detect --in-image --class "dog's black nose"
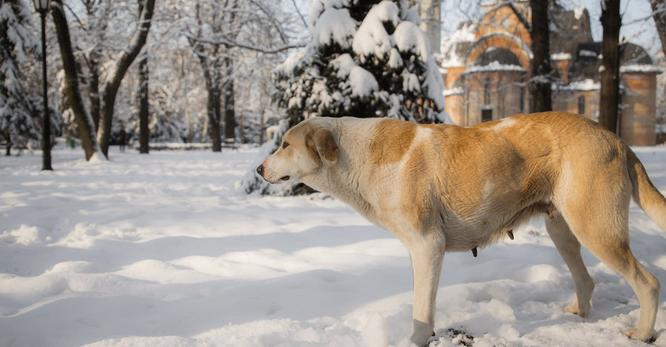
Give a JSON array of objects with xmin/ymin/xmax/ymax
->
[{"xmin": 256, "ymin": 164, "xmax": 264, "ymax": 176}]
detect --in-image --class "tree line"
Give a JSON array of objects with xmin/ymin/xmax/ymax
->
[{"xmin": 1, "ymin": 0, "xmax": 303, "ymax": 160}]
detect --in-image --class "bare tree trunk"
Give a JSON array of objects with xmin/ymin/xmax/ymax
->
[
  {"xmin": 259, "ymin": 110, "xmax": 265, "ymax": 144},
  {"xmin": 189, "ymin": 2, "xmax": 222, "ymax": 152},
  {"xmin": 529, "ymin": 0, "xmax": 552, "ymax": 113},
  {"xmin": 651, "ymin": 0, "xmax": 666, "ymax": 58},
  {"xmin": 5, "ymin": 134, "xmax": 10, "ymax": 156},
  {"xmin": 207, "ymin": 84, "xmax": 222, "ymax": 152},
  {"xmin": 88, "ymin": 55, "xmax": 101, "ymax": 130},
  {"xmin": 138, "ymin": 52, "xmax": 150, "ymax": 154},
  {"xmin": 51, "ymin": 0, "xmax": 98, "ymax": 160},
  {"xmin": 418, "ymin": 0, "xmax": 441, "ymax": 54},
  {"xmin": 198, "ymin": 52, "xmax": 222, "ymax": 152},
  {"xmin": 599, "ymin": 0, "xmax": 621, "ymax": 133},
  {"xmin": 97, "ymin": 0, "xmax": 156, "ymax": 158},
  {"xmin": 223, "ymin": 56, "xmax": 235, "ymax": 141}
]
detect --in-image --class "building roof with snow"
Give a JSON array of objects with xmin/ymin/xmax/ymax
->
[{"xmin": 439, "ymin": 0, "xmax": 662, "ymax": 146}]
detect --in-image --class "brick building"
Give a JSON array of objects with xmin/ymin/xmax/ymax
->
[{"xmin": 440, "ymin": 0, "xmax": 662, "ymax": 145}]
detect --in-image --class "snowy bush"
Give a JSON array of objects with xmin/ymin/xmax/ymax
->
[{"xmin": 243, "ymin": 0, "xmax": 446, "ymax": 195}]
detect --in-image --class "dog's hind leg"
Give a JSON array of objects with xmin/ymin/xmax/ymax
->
[
  {"xmin": 571, "ymin": 222, "xmax": 659, "ymax": 341},
  {"xmin": 558, "ymin": 181, "xmax": 660, "ymax": 341},
  {"xmin": 407, "ymin": 233, "xmax": 445, "ymax": 347},
  {"xmin": 545, "ymin": 214, "xmax": 594, "ymax": 317}
]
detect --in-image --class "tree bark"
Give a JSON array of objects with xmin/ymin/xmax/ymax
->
[
  {"xmin": 599, "ymin": 0, "xmax": 621, "ymax": 133},
  {"xmin": 51, "ymin": 0, "xmax": 98, "ymax": 160},
  {"xmin": 88, "ymin": 54, "xmax": 101, "ymax": 130},
  {"xmin": 40, "ymin": 13, "xmax": 52, "ymax": 171},
  {"xmin": 138, "ymin": 51, "xmax": 150, "ymax": 154},
  {"xmin": 418, "ymin": 0, "xmax": 441, "ymax": 54},
  {"xmin": 97, "ymin": 0, "xmax": 156, "ymax": 157},
  {"xmin": 83, "ymin": 2, "xmax": 108, "ymax": 132},
  {"xmin": 529, "ymin": 0, "xmax": 552, "ymax": 113},
  {"xmin": 223, "ymin": 56, "xmax": 235, "ymax": 141},
  {"xmin": 207, "ymin": 83, "xmax": 222, "ymax": 152},
  {"xmin": 197, "ymin": 48, "xmax": 222, "ymax": 152},
  {"xmin": 651, "ymin": 0, "xmax": 666, "ymax": 58},
  {"xmin": 189, "ymin": 2, "xmax": 222, "ymax": 152}
]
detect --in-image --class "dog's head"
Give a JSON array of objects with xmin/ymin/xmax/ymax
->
[{"xmin": 256, "ymin": 119, "xmax": 339, "ymax": 184}]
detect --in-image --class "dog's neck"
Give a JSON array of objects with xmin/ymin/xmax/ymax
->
[{"xmin": 301, "ymin": 118, "xmax": 377, "ymax": 219}]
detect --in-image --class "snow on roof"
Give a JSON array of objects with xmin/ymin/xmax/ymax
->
[
  {"xmin": 312, "ymin": 7, "xmax": 357, "ymax": 49},
  {"xmin": 559, "ymin": 78, "xmax": 600, "ymax": 91},
  {"xmin": 440, "ymin": 23, "xmax": 476, "ymax": 67},
  {"xmin": 620, "ymin": 64, "xmax": 663, "ymax": 74},
  {"xmin": 574, "ymin": 7, "xmax": 585, "ymax": 20},
  {"xmin": 352, "ymin": 1, "xmax": 399, "ymax": 60},
  {"xmin": 443, "ymin": 87, "xmax": 464, "ymax": 96},
  {"xmin": 464, "ymin": 61, "xmax": 525, "ymax": 74},
  {"xmin": 551, "ymin": 52, "xmax": 571, "ymax": 60},
  {"xmin": 579, "ymin": 49, "xmax": 598, "ymax": 58}
]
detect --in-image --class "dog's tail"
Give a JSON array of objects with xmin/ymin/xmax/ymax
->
[{"xmin": 627, "ymin": 148, "xmax": 666, "ymax": 231}]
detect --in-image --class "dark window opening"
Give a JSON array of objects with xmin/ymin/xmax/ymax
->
[
  {"xmin": 578, "ymin": 95, "xmax": 585, "ymax": 115},
  {"xmin": 481, "ymin": 108, "xmax": 493, "ymax": 122},
  {"xmin": 519, "ymin": 88, "xmax": 525, "ymax": 113}
]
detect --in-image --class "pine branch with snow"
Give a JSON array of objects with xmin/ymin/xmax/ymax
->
[
  {"xmin": 0, "ymin": 0, "xmax": 40, "ymax": 154},
  {"xmin": 274, "ymin": 0, "xmax": 445, "ymax": 123}
]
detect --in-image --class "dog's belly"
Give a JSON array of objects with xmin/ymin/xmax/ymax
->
[{"xmin": 441, "ymin": 201, "xmax": 554, "ymax": 252}]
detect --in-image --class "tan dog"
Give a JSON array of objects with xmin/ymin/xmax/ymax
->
[{"xmin": 257, "ymin": 111, "xmax": 666, "ymax": 346}]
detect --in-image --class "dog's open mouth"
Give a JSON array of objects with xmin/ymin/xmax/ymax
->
[{"xmin": 280, "ymin": 176, "xmax": 290, "ymax": 181}]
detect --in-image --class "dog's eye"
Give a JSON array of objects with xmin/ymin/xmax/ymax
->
[{"xmin": 282, "ymin": 142, "xmax": 290, "ymax": 149}]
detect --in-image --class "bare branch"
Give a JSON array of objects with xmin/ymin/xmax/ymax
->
[
  {"xmin": 290, "ymin": 0, "xmax": 308, "ymax": 28},
  {"xmin": 63, "ymin": 2, "xmax": 87, "ymax": 30},
  {"xmin": 185, "ymin": 34, "xmax": 305, "ymax": 54},
  {"xmin": 247, "ymin": 0, "xmax": 288, "ymax": 43},
  {"xmin": 623, "ymin": 5, "xmax": 666, "ymax": 25}
]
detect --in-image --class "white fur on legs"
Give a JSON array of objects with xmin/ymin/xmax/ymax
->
[{"xmin": 408, "ymin": 239, "xmax": 444, "ymax": 347}]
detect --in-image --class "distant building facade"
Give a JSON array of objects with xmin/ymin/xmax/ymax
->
[{"xmin": 440, "ymin": 0, "xmax": 662, "ymax": 145}]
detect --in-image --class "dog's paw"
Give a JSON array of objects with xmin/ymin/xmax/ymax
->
[
  {"xmin": 563, "ymin": 303, "xmax": 588, "ymax": 318},
  {"xmin": 409, "ymin": 332, "xmax": 432, "ymax": 347},
  {"xmin": 624, "ymin": 328, "xmax": 656, "ymax": 343}
]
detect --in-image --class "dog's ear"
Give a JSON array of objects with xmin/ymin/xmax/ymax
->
[{"xmin": 307, "ymin": 128, "xmax": 338, "ymax": 165}]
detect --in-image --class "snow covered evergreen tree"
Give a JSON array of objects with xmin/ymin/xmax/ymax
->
[
  {"xmin": 243, "ymin": 0, "xmax": 446, "ymax": 195},
  {"xmin": 273, "ymin": 0, "xmax": 445, "ymax": 125},
  {"xmin": 0, "ymin": 0, "xmax": 39, "ymax": 155}
]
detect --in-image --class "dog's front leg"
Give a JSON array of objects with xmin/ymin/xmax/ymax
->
[{"xmin": 408, "ymin": 240, "xmax": 444, "ymax": 347}]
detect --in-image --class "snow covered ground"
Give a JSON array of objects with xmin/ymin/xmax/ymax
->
[{"xmin": 1, "ymin": 147, "xmax": 666, "ymax": 347}]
